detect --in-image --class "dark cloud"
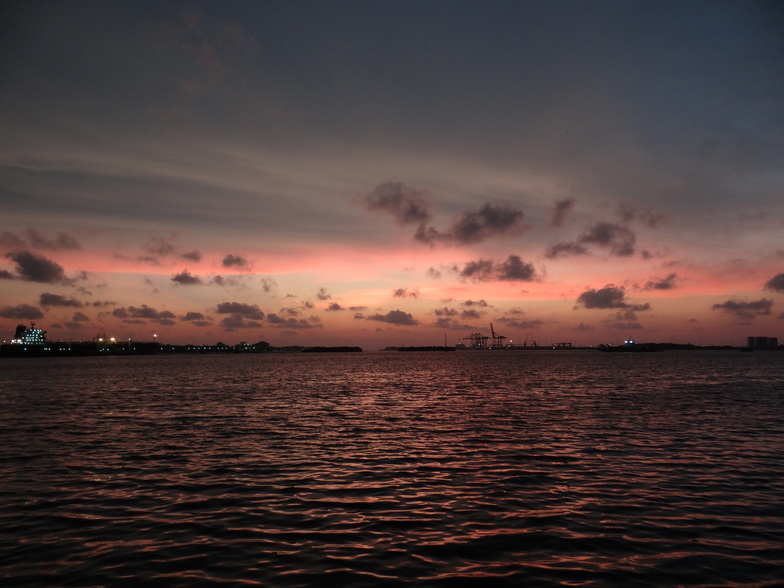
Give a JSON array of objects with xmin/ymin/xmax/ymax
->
[
  {"xmin": 545, "ymin": 241, "xmax": 589, "ymax": 259},
  {"xmin": 215, "ymin": 301, "xmax": 265, "ymax": 320},
  {"xmin": 461, "ymin": 309, "xmax": 483, "ymax": 319},
  {"xmin": 644, "ymin": 273, "xmax": 678, "ymax": 290},
  {"xmin": 497, "ymin": 255, "xmax": 536, "ymax": 281},
  {"xmin": 364, "ymin": 181, "xmax": 432, "ymax": 225},
  {"xmin": 316, "ymin": 287, "xmax": 331, "ymax": 301},
  {"xmin": 131, "ymin": 240, "xmax": 201, "ymax": 265},
  {"xmin": 546, "ymin": 222, "xmax": 636, "ymax": 259},
  {"xmin": 39, "ymin": 293, "xmax": 83, "ymax": 307},
  {"xmin": 366, "ymin": 188, "xmax": 525, "ymax": 247},
  {"xmin": 711, "ymin": 299, "xmax": 772, "ymax": 320},
  {"xmin": 613, "ymin": 308, "xmax": 643, "ymax": 322},
  {"xmin": 579, "ymin": 223, "xmax": 636, "ymax": 256},
  {"xmin": 221, "ymin": 316, "xmax": 261, "ymax": 330},
  {"xmin": 212, "ymin": 275, "xmax": 241, "ymax": 287},
  {"xmin": 144, "ymin": 237, "xmax": 176, "ymax": 257},
  {"xmin": 181, "ymin": 250, "xmax": 203, "ymax": 262},
  {"xmin": 24, "ymin": 229, "xmax": 81, "ymax": 251},
  {"xmin": 182, "ymin": 311, "xmax": 207, "ymax": 321},
  {"xmin": 89, "ymin": 300, "xmax": 116, "ymax": 307},
  {"xmin": 463, "ymin": 299, "xmax": 490, "ymax": 308},
  {"xmin": 416, "ymin": 203, "xmax": 525, "ymax": 246},
  {"xmin": 112, "ymin": 305, "xmax": 177, "ymax": 323},
  {"xmin": 576, "ymin": 285, "xmax": 650, "ymax": 311},
  {"xmin": 1, "ymin": 230, "xmax": 80, "ymax": 251},
  {"xmin": 459, "ymin": 255, "xmax": 536, "ymax": 283},
  {"xmin": 426, "ymin": 263, "xmax": 460, "ymax": 279},
  {"xmin": 367, "ymin": 309, "xmax": 419, "ymax": 325},
  {"xmin": 326, "ymin": 302, "xmax": 344, "ymax": 311},
  {"xmin": 550, "ymin": 198, "xmax": 575, "ymax": 227},
  {"xmin": 460, "ymin": 259, "xmax": 495, "ymax": 281},
  {"xmin": 0, "ymin": 270, "xmax": 15, "ymax": 280},
  {"xmin": 392, "ymin": 287, "xmax": 419, "ymax": 298},
  {"xmin": 172, "ymin": 270, "xmax": 203, "ymax": 285},
  {"xmin": 5, "ymin": 251, "xmax": 68, "ymax": 283},
  {"xmin": 433, "ymin": 317, "xmax": 453, "ymax": 329},
  {"xmin": 499, "ymin": 318, "xmax": 544, "ymax": 330},
  {"xmin": 413, "ymin": 224, "xmax": 441, "ymax": 244},
  {"xmin": 222, "ymin": 254, "xmax": 250, "ymax": 269},
  {"xmin": 450, "ymin": 203, "xmax": 525, "ymax": 244},
  {"xmin": 763, "ymin": 273, "xmax": 784, "ymax": 292},
  {"xmin": 0, "ymin": 303, "xmax": 44, "ymax": 319},
  {"xmin": 432, "ymin": 317, "xmax": 475, "ymax": 330},
  {"xmin": 260, "ymin": 277, "xmax": 277, "ymax": 293},
  {"xmin": 72, "ymin": 311, "xmax": 90, "ymax": 321},
  {"xmin": 0, "ymin": 232, "xmax": 27, "ymax": 250},
  {"xmin": 266, "ymin": 314, "xmax": 321, "ymax": 329},
  {"xmin": 433, "ymin": 307, "xmax": 458, "ymax": 317},
  {"xmin": 617, "ymin": 204, "xmax": 666, "ymax": 228}
]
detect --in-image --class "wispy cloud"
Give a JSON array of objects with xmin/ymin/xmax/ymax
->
[{"xmin": 550, "ymin": 198, "xmax": 575, "ymax": 227}]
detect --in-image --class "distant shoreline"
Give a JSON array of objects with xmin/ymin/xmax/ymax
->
[{"xmin": 2, "ymin": 342, "xmax": 779, "ymax": 358}]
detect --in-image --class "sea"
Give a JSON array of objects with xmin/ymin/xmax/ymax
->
[{"xmin": 1, "ymin": 350, "xmax": 783, "ymax": 587}]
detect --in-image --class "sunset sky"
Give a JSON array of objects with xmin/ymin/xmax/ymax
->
[{"xmin": 2, "ymin": 0, "xmax": 783, "ymax": 349}]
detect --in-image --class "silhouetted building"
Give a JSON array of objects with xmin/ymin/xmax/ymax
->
[{"xmin": 747, "ymin": 336, "xmax": 778, "ymax": 350}]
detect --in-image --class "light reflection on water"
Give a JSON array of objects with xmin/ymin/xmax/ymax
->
[{"xmin": 1, "ymin": 351, "xmax": 783, "ymax": 586}]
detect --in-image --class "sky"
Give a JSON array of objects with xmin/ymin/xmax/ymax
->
[{"xmin": 2, "ymin": 0, "xmax": 783, "ymax": 349}]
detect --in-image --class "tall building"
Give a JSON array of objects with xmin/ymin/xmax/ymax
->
[{"xmin": 747, "ymin": 336, "xmax": 778, "ymax": 350}]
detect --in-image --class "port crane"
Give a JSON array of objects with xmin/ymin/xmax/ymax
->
[
  {"xmin": 489, "ymin": 323, "xmax": 507, "ymax": 349},
  {"xmin": 461, "ymin": 332, "xmax": 489, "ymax": 349},
  {"xmin": 522, "ymin": 332, "xmax": 538, "ymax": 348}
]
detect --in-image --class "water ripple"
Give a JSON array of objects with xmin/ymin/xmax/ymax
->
[{"xmin": 1, "ymin": 351, "xmax": 783, "ymax": 586}]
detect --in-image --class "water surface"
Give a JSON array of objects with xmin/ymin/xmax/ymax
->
[{"xmin": 1, "ymin": 351, "xmax": 783, "ymax": 586}]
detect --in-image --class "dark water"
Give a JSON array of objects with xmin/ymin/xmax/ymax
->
[{"xmin": 1, "ymin": 351, "xmax": 783, "ymax": 587}]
